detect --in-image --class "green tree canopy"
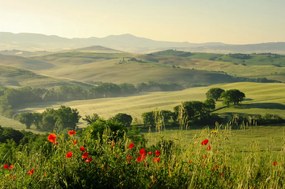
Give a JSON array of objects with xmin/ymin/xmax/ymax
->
[
  {"xmin": 83, "ymin": 113, "xmax": 100, "ymax": 125},
  {"xmin": 206, "ymin": 88, "xmax": 225, "ymax": 101},
  {"xmin": 142, "ymin": 111, "xmax": 155, "ymax": 127},
  {"xmin": 17, "ymin": 112, "xmax": 34, "ymax": 129},
  {"xmin": 111, "ymin": 113, "xmax": 133, "ymax": 127},
  {"xmin": 221, "ymin": 89, "xmax": 245, "ymax": 105},
  {"xmin": 204, "ymin": 99, "xmax": 216, "ymax": 110}
]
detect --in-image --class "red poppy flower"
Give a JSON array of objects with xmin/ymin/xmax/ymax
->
[
  {"xmin": 139, "ymin": 148, "xmax": 146, "ymax": 156},
  {"xmin": 155, "ymin": 150, "xmax": 161, "ymax": 157},
  {"xmin": 126, "ymin": 154, "xmax": 132, "ymax": 162},
  {"xmin": 148, "ymin": 151, "xmax": 153, "ymax": 155},
  {"xmin": 136, "ymin": 156, "xmax": 143, "ymax": 162},
  {"xmin": 153, "ymin": 157, "xmax": 160, "ymax": 163},
  {"xmin": 73, "ymin": 140, "xmax": 77, "ymax": 145},
  {"xmin": 201, "ymin": 139, "xmax": 209, "ymax": 145},
  {"xmin": 47, "ymin": 133, "xmax": 57, "ymax": 144},
  {"xmin": 66, "ymin": 151, "xmax": 73, "ymax": 158},
  {"xmin": 85, "ymin": 157, "xmax": 92, "ymax": 163},
  {"xmin": 82, "ymin": 152, "xmax": 89, "ymax": 159},
  {"xmin": 207, "ymin": 145, "xmax": 211, "ymax": 151},
  {"xmin": 128, "ymin": 142, "xmax": 135, "ymax": 149},
  {"xmin": 3, "ymin": 164, "xmax": 9, "ymax": 169},
  {"xmin": 68, "ymin": 130, "xmax": 76, "ymax": 136},
  {"xmin": 273, "ymin": 161, "xmax": 278, "ymax": 166},
  {"xmin": 27, "ymin": 168, "xmax": 34, "ymax": 175},
  {"xmin": 80, "ymin": 146, "xmax": 86, "ymax": 152},
  {"xmin": 8, "ymin": 164, "xmax": 14, "ymax": 170}
]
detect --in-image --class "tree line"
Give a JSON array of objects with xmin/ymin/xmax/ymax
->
[
  {"xmin": 0, "ymin": 82, "xmax": 183, "ymax": 117},
  {"xmin": 15, "ymin": 87, "xmax": 285, "ymax": 132},
  {"xmin": 16, "ymin": 87, "xmax": 246, "ymax": 131}
]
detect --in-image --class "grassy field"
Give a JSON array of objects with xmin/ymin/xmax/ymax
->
[
  {"xmin": 1, "ymin": 124, "xmax": 284, "ymax": 188},
  {"xmin": 0, "ymin": 115, "xmax": 26, "ymax": 130},
  {"xmin": 0, "ymin": 65, "xmax": 92, "ymax": 88},
  {"xmin": 145, "ymin": 126, "xmax": 285, "ymax": 152},
  {"xmin": 18, "ymin": 82, "xmax": 285, "ymax": 127}
]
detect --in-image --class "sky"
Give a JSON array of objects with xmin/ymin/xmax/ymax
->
[{"xmin": 0, "ymin": 0, "xmax": 285, "ymax": 44}]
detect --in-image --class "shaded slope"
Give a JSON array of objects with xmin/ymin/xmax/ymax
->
[
  {"xmin": 0, "ymin": 65, "xmax": 90, "ymax": 88},
  {"xmin": 0, "ymin": 54, "xmax": 54, "ymax": 70}
]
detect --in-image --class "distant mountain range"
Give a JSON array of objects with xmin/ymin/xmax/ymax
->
[{"xmin": 1, "ymin": 32, "xmax": 285, "ymax": 54}]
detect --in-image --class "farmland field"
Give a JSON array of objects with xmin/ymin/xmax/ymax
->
[
  {"xmin": 18, "ymin": 82, "xmax": 285, "ymax": 124},
  {"xmin": 145, "ymin": 126, "xmax": 285, "ymax": 152}
]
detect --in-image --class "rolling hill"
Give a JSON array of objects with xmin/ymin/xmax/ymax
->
[
  {"xmin": 18, "ymin": 82, "xmax": 285, "ymax": 124},
  {"xmin": 0, "ymin": 54, "xmax": 54, "ymax": 70},
  {"xmin": 32, "ymin": 51, "xmax": 244, "ymax": 87},
  {"xmin": 0, "ymin": 49, "xmax": 53, "ymax": 57},
  {"xmin": 1, "ymin": 48, "xmax": 284, "ymax": 88},
  {"xmin": 0, "ymin": 65, "xmax": 91, "ymax": 88},
  {"xmin": 139, "ymin": 50, "xmax": 285, "ymax": 82}
]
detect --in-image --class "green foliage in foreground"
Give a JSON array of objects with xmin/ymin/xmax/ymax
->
[{"xmin": 0, "ymin": 125, "xmax": 284, "ymax": 188}]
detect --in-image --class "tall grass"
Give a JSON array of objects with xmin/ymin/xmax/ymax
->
[{"xmin": 0, "ymin": 126, "xmax": 284, "ymax": 188}]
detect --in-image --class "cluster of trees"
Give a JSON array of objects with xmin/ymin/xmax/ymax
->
[
  {"xmin": 228, "ymin": 53, "xmax": 251, "ymax": 59},
  {"xmin": 0, "ymin": 82, "xmax": 183, "ymax": 117},
  {"xmin": 224, "ymin": 113, "xmax": 285, "ymax": 129},
  {"xmin": 18, "ymin": 107, "xmax": 134, "ymax": 133},
  {"xmin": 17, "ymin": 106, "xmax": 80, "ymax": 131},
  {"xmin": 206, "ymin": 88, "xmax": 245, "ymax": 106},
  {"xmin": 82, "ymin": 112, "xmax": 134, "ymax": 141},
  {"xmin": 141, "ymin": 88, "xmax": 246, "ymax": 129},
  {"xmin": 141, "ymin": 99, "xmax": 216, "ymax": 130},
  {"xmin": 83, "ymin": 113, "xmax": 133, "ymax": 128}
]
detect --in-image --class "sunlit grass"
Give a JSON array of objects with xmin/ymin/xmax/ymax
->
[{"xmin": 18, "ymin": 82, "xmax": 285, "ymax": 124}]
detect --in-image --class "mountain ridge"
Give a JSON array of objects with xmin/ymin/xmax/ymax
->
[{"xmin": 1, "ymin": 32, "xmax": 285, "ymax": 54}]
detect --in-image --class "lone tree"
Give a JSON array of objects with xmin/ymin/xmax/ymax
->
[
  {"xmin": 17, "ymin": 112, "xmax": 34, "ymax": 129},
  {"xmin": 206, "ymin": 88, "xmax": 225, "ymax": 101},
  {"xmin": 221, "ymin": 89, "xmax": 245, "ymax": 106},
  {"xmin": 111, "ymin": 113, "xmax": 133, "ymax": 127}
]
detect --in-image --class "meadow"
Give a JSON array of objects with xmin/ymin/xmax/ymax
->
[
  {"xmin": 0, "ymin": 125, "xmax": 284, "ymax": 188},
  {"xmin": 19, "ymin": 82, "xmax": 285, "ymax": 124}
]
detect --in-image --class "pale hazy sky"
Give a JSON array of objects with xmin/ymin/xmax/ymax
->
[{"xmin": 0, "ymin": 0, "xmax": 284, "ymax": 44}]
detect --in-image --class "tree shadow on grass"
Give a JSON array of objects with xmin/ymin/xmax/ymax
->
[{"xmin": 239, "ymin": 103, "xmax": 285, "ymax": 110}]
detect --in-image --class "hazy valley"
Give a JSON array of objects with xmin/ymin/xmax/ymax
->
[{"xmin": 0, "ymin": 32, "xmax": 285, "ymax": 188}]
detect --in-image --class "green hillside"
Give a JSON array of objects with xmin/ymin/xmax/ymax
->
[
  {"xmin": 0, "ymin": 115, "xmax": 26, "ymax": 130},
  {"xmin": 19, "ymin": 82, "xmax": 285, "ymax": 124},
  {"xmin": 0, "ymin": 54, "xmax": 54, "ymax": 70},
  {"xmin": 140, "ymin": 51, "xmax": 285, "ymax": 82},
  {"xmin": 31, "ymin": 51, "xmax": 245, "ymax": 87},
  {"xmin": 2, "ymin": 50, "xmax": 284, "ymax": 87},
  {"xmin": 0, "ymin": 65, "xmax": 90, "ymax": 88}
]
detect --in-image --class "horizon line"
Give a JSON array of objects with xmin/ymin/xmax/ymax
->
[{"xmin": 1, "ymin": 31, "xmax": 284, "ymax": 46}]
